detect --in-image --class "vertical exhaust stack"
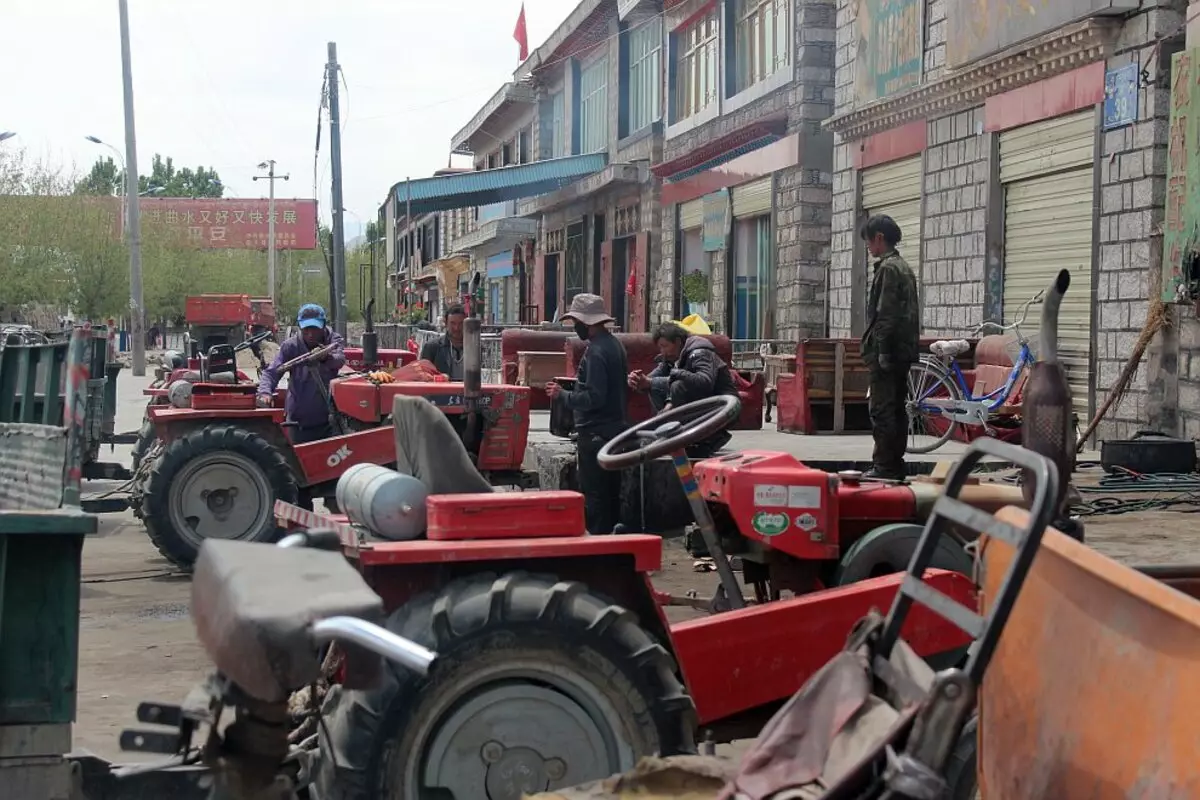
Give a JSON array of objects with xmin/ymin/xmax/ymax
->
[{"xmin": 1021, "ymin": 268, "xmax": 1078, "ymax": 535}]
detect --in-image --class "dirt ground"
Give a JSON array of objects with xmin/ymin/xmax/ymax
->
[{"xmin": 72, "ymin": 500, "xmax": 1200, "ymax": 761}]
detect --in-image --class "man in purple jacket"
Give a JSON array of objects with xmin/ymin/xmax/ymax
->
[{"xmin": 256, "ymin": 303, "xmax": 347, "ymax": 443}]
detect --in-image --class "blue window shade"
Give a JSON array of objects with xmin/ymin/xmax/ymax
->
[{"xmin": 486, "ymin": 251, "xmax": 514, "ymax": 278}]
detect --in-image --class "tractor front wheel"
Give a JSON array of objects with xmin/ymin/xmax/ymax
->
[
  {"xmin": 140, "ymin": 425, "xmax": 298, "ymax": 569},
  {"xmin": 836, "ymin": 523, "xmax": 973, "ymax": 586},
  {"xmin": 131, "ymin": 418, "xmax": 157, "ymax": 472},
  {"xmin": 315, "ymin": 572, "xmax": 695, "ymax": 800}
]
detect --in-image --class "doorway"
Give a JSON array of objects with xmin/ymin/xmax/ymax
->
[
  {"xmin": 591, "ymin": 214, "xmax": 606, "ymax": 296},
  {"xmin": 610, "ymin": 237, "xmax": 630, "ymax": 329},
  {"xmin": 565, "ymin": 222, "xmax": 586, "ymax": 305},
  {"xmin": 543, "ymin": 252, "xmax": 560, "ymax": 322}
]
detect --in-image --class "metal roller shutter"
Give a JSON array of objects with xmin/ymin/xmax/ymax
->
[
  {"xmin": 679, "ymin": 198, "xmax": 704, "ymax": 230},
  {"xmin": 732, "ymin": 177, "xmax": 772, "ymax": 217},
  {"xmin": 861, "ymin": 156, "xmax": 922, "ymax": 280},
  {"xmin": 1000, "ymin": 110, "xmax": 1095, "ymax": 424}
]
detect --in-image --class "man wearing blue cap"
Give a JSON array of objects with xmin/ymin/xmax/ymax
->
[{"xmin": 256, "ymin": 303, "xmax": 347, "ymax": 443}]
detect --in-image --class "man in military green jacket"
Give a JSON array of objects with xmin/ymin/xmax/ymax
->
[{"xmin": 859, "ymin": 214, "xmax": 921, "ymax": 480}]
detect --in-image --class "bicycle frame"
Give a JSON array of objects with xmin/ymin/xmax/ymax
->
[
  {"xmin": 945, "ymin": 340, "xmax": 1034, "ymax": 414},
  {"xmin": 914, "ymin": 340, "xmax": 1034, "ymax": 427}
]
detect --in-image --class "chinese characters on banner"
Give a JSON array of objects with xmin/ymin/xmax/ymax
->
[
  {"xmin": 855, "ymin": 0, "xmax": 924, "ymax": 104},
  {"xmin": 132, "ymin": 198, "xmax": 319, "ymax": 250},
  {"xmin": 1164, "ymin": 49, "xmax": 1196, "ymax": 303}
]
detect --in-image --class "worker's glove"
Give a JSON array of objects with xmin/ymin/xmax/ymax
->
[
  {"xmin": 366, "ymin": 371, "xmax": 395, "ymax": 384},
  {"xmin": 255, "ymin": 394, "xmax": 274, "ymax": 408},
  {"xmin": 877, "ymin": 353, "xmax": 893, "ymax": 372}
]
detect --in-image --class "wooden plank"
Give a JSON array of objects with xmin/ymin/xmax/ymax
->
[{"xmin": 833, "ymin": 341, "xmax": 846, "ymax": 433}]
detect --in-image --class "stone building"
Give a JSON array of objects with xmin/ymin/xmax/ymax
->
[
  {"xmin": 651, "ymin": 0, "xmax": 837, "ymax": 341},
  {"xmin": 825, "ymin": 0, "xmax": 1185, "ymax": 439}
]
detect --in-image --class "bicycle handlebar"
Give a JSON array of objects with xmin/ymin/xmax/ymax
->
[{"xmin": 968, "ymin": 288, "xmax": 1044, "ymax": 337}]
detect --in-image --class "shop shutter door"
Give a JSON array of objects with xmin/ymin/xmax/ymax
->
[
  {"xmin": 732, "ymin": 177, "xmax": 772, "ymax": 217},
  {"xmin": 680, "ymin": 198, "xmax": 704, "ymax": 230},
  {"xmin": 861, "ymin": 156, "xmax": 923, "ymax": 281},
  {"xmin": 1000, "ymin": 111, "xmax": 1096, "ymax": 424},
  {"xmin": 1002, "ymin": 168, "xmax": 1094, "ymax": 424}
]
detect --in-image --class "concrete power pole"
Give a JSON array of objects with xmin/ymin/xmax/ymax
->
[
  {"xmin": 253, "ymin": 160, "xmax": 289, "ymax": 303},
  {"xmin": 327, "ymin": 42, "xmax": 349, "ymax": 338},
  {"xmin": 118, "ymin": 0, "xmax": 145, "ymax": 376}
]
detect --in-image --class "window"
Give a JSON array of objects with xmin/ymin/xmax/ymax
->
[
  {"xmin": 579, "ymin": 57, "xmax": 609, "ymax": 153},
  {"xmin": 549, "ymin": 92, "xmax": 566, "ymax": 157},
  {"xmin": 733, "ymin": 0, "xmax": 790, "ymax": 93},
  {"xmin": 626, "ymin": 18, "xmax": 662, "ymax": 133},
  {"xmin": 674, "ymin": 11, "xmax": 719, "ymax": 122}
]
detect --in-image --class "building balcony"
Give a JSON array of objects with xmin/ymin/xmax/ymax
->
[{"xmin": 453, "ymin": 213, "xmax": 539, "ymax": 253}]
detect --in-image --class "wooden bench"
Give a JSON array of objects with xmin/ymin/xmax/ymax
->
[
  {"xmin": 516, "ymin": 351, "xmax": 566, "ymax": 391},
  {"xmin": 0, "ymin": 327, "xmax": 98, "ymax": 798}
]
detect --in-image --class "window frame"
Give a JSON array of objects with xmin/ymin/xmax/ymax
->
[
  {"xmin": 549, "ymin": 91, "xmax": 566, "ymax": 158},
  {"xmin": 626, "ymin": 17, "xmax": 663, "ymax": 135},
  {"xmin": 731, "ymin": 0, "xmax": 790, "ymax": 95},
  {"xmin": 578, "ymin": 56, "xmax": 610, "ymax": 154},
  {"xmin": 671, "ymin": 9, "xmax": 719, "ymax": 124}
]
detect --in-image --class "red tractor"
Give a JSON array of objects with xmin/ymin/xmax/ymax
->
[{"xmin": 265, "ymin": 394, "xmax": 1023, "ymax": 799}]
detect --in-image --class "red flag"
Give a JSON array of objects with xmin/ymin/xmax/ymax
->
[{"xmin": 514, "ymin": 3, "xmax": 529, "ymax": 62}]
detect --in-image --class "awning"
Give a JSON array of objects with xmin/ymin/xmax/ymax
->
[
  {"xmin": 389, "ymin": 153, "xmax": 609, "ymax": 216},
  {"xmin": 516, "ymin": 163, "xmax": 642, "ymax": 216}
]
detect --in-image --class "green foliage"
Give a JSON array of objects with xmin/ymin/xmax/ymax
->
[
  {"xmin": 682, "ymin": 270, "xmax": 710, "ymax": 305},
  {"xmin": 138, "ymin": 154, "xmax": 224, "ymax": 198},
  {"xmin": 75, "ymin": 157, "xmax": 122, "ymax": 197}
]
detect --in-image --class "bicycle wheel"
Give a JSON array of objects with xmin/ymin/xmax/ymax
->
[{"xmin": 906, "ymin": 358, "xmax": 962, "ymax": 454}]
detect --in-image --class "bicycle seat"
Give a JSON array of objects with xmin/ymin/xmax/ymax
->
[
  {"xmin": 192, "ymin": 539, "xmax": 384, "ymax": 702},
  {"xmin": 930, "ymin": 339, "xmax": 971, "ymax": 358}
]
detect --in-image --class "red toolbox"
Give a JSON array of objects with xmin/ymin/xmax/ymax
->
[{"xmin": 426, "ymin": 491, "xmax": 586, "ymax": 540}]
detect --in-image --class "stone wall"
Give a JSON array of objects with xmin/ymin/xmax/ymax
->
[{"xmin": 922, "ymin": 106, "xmax": 987, "ymax": 338}]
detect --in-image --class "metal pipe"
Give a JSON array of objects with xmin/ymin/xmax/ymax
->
[
  {"xmin": 310, "ymin": 616, "xmax": 436, "ymax": 675},
  {"xmin": 670, "ymin": 450, "xmax": 745, "ymax": 611},
  {"xmin": 1038, "ymin": 269, "xmax": 1071, "ymax": 364}
]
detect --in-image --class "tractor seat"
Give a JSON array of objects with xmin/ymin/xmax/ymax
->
[
  {"xmin": 929, "ymin": 339, "xmax": 971, "ymax": 358},
  {"xmin": 191, "ymin": 539, "xmax": 384, "ymax": 703}
]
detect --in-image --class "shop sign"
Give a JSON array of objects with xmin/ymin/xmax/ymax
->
[
  {"xmin": 854, "ymin": 0, "xmax": 924, "ymax": 105},
  {"xmin": 702, "ymin": 189, "xmax": 730, "ymax": 252},
  {"xmin": 1104, "ymin": 63, "xmax": 1138, "ymax": 131},
  {"xmin": 1163, "ymin": 48, "xmax": 1200, "ymax": 303}
]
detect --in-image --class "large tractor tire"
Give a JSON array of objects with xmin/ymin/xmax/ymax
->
[
  {"xmin": 140, "ymin": 425, "xmax": 299, "ymax": 570},
  {"xmin": 131, "ymin": 418, "xmax": 157, "ymax": 472},
  {"xmin": 836, "ymin": 523, "xmax": 973, "ymax": 586},
  {"xmin": 314, "ymin": 572, "xmax": 695, "ymax": 800},
  {"xmin": 942, "ymin": 714, "xmax": 979, "ymax": 800}
]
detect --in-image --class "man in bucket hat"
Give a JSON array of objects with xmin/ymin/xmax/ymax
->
[{"xmin": 546, "ymin": 293, "xmax": 628, "ymax": 534}]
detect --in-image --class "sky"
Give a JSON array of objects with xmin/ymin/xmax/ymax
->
[{"xmin": 2, "ymin": 0, "xmax": 571, "ymax": 240}]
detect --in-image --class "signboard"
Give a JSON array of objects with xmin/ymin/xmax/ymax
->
[
  {"xmin": 946, "ymin": 0, "xmax": 1138, "ymax": 70},
  {"xmin": 130, "ymin": 198, "xmax": 318, "ymax": 250},
  {"xmin": 1163, "ymin": 48, "xmax": 1199, "ymax": 303},
  {"xmin": 854, "ymin": 0, "xmax": 925, "ymax": 105},
  {"xmin": 1103, "ymin": 63, "xmax": 1138, "ymax": 131},
  {"xmin": 702, "ymin": 189, "xmax": 730, "ymax": 252}
]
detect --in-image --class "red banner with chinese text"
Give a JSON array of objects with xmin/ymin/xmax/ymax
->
[{"xmin": 130, "ymin": 197, "xmax": 318, "ymax": 250}]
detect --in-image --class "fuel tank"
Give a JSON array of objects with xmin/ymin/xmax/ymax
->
[{"xmin": 335, "ymin": 463, "xmax": 428, "ymax": 541}]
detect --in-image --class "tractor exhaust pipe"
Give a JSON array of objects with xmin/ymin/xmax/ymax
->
[
  {"xmin": 1021, "ymin": 268, "xmax": 1078, "ymax": 537},
  {"xmin": 462, "ymin": 272, "xmax": 484, "ymax": 451},
  {"xmin": 362, "ymin": 297, "xmax": 378, "ymax": 368}
]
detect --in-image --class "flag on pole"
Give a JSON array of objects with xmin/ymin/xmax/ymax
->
[{"xmin": 514, "ymin": 3, "xmax": 529, "ymax": 62}]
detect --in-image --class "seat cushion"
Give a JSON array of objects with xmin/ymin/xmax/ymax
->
[{"xmin": 930, "ymin": 339, "xmax": 971, "ymax": 358}]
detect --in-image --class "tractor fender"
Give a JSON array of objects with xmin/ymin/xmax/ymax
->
[{"xmin": 836, "ymin": 523, "xmax": 973, "ymax": 586}]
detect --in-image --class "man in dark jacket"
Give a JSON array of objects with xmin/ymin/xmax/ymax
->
[
  {"xmin": 628, "ymin": 322, "xmax": 739, "ymax": 455},
  {"xmin": 256, "ymin": 303, "xmax": 347, "ymax": 444},
  {"xmin": 860, "ymin": 214, "xmax": 921, "ymax": 480},
  {"xmin": 545, "ymin": 294, "xmax": 628, "ymax": 535},
  {"xmin": 419, "ymin": 305, "xmax": 466, "ymax": 380}
]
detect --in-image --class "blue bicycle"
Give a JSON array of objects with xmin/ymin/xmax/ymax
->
[{"xmin": 905, "ymin": 288, "xmax": 1044, "ymax": 454}]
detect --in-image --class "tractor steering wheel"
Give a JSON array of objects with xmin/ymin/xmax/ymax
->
[{"xmin": 597, "ymin": 395, "xmax": 740, "ymax": 471}]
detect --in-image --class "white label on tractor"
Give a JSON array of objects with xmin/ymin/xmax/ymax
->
[
  {"xmin": 753, "ymin": 484, "xmax": 788, "ymax": 507},
  {"xmin": 326, "ymin": 444, "xmax": 353, "ymax": 468},
  {"xmin": 787, "ymin": 486, "xmax": 821, "ymax": 508},
  {"xmin": 795, "ymin": 513, "xmax": 818, "ymax": 532}
]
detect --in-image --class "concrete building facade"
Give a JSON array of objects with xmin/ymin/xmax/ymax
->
[{"xmin": 826, "ymin": 0, "xmax": 1186, "ymax": 440}]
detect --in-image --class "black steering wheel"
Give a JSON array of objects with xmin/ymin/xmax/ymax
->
[{"xmin": 597, "ymin": 395, "xmax": 741, "ymax": 471}]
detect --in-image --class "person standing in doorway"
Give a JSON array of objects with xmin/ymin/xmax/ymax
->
[
  {"xmin": 859, "ymin": 214, "xmax": 920, "ymax": 481},
  {"xmin": 419, "ymin": 304, "xmax": 466, "ymax": 380},
  {"xmin": 545, "ymin": 294, "xmax": 628, "ymax": 534}
]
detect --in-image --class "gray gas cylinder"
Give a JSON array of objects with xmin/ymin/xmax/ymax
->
[
  {"xmin": 335, "ymin": 463, "xmax": 428, "ymax": 541},
  {"xmin": 167, "ymin": 379, "xmax": 193, "ymax": 409}
]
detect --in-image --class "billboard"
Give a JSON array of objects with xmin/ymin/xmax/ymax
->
[
  {"xmin": 131, "ymin": 197, "xmax": 318, "ymax": 250},
  {"xmin": 855, "ymin": 0, "xmax": 925, "ymax": 105}
]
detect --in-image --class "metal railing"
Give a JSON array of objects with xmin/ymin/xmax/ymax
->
[{"xmin": 729, "ymin": 339, "xmax": 797, "ymax": 371}]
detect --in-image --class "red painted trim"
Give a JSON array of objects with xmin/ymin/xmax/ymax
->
[
  {"xmin": 672, "ymin": 570, "xmax": 975, "ymax": 724},
  {"xmin": 673, "ymin": 0, "xmax": 717, "ymax": 32},
  {"xmin": 984, "ymin": 62, "xmax": 1105, "ymax": 133},
  {"xmin": 661, "ymin": 134, "xmax": 800, "ymax": 206},
  {"xmin": 355, "ymin": 533, "xmax": 665, "ymax": 571},
  {"xmin": 653, "ymin": 118, "xmax": 788, "ymax": 178},
  {"xmin": 854, "ymin": 120, "xmax": 928, "ymax": 170}
]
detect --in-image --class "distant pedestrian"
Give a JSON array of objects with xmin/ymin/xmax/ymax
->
[{"xmin": 859, "ymin": 214, "xmax": 920, "ymax": 481}]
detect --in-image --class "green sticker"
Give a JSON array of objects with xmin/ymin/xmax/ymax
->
[{"xmin": 751, "ymin": 511, "xmax": 789, "ymax": 537}]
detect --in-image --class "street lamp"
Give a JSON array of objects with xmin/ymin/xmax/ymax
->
[
  {"xmin": 84, "ymin": 135, "xmax": 131, "ymax": 235},
  {"xmin": 0, "ymin": 132, "xmax": 15, "ymax": 143},
  {"xmin": 253, "ymin": 160, "xmax": 290, "ymax": 303}
]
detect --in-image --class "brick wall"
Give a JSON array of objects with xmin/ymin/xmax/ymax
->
[{"xmin": 922, "ymin": 107, "xmax": 987, "ymax": 338}]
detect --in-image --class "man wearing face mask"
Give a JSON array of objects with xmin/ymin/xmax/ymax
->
[{"xmin": 546, "ymin": 294, "xmax": 628, "ymax": 535}]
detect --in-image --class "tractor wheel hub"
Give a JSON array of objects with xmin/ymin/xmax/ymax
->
[{"xmin": 169, "ymin": 452, "xmax": 272, "ymax": 547}]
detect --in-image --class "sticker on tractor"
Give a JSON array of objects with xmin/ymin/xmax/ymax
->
[
  {"xmin": 753, "ymin": 484, "xmax": 788, "ymax": 507},
  {"xmin": 751, "ymin": 511, "xmax": 789, "ymax": 537},
  {"xmin": 794, "ymin": 513, "xmax": 818, "ymax": 532},
  {"xmin": 326, "ymin": 444, "xmax": 353, "ymax": 468},
  {"xmin": 787, "ymin": 486, "xmax": 821, "ymax": 508}
]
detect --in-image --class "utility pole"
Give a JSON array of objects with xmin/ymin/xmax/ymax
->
[
  {"xmin": 253, "ymin": 159, "xmax": 290, "ymax": 303},
  {"xmin": 118, "ymin": 0, "xmax": 145, "ymax": 376},
  {"xmin": 327, "ymin": 42, "xmax": 348, "ymax": 338}
]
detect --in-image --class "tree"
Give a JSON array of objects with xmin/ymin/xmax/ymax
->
[
  {"xmin": 75, "ymin": 157, "xmax": 122, "ymax": 196},
  {"xmin": 75, "ymin": 152, "xmax": 224, "ymax": 198}
]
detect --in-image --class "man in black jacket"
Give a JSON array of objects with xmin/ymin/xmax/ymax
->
[
  {"xmin": 419, "ymin": 304, "xmax": 466, "ymax": 380},
  {"xmin": 628, "ymin": 322, "xmax": 739, "ymax": 456},
  {"xmin": 546, "ymin": 294, "xmax": 628, "ymax": 534}
]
